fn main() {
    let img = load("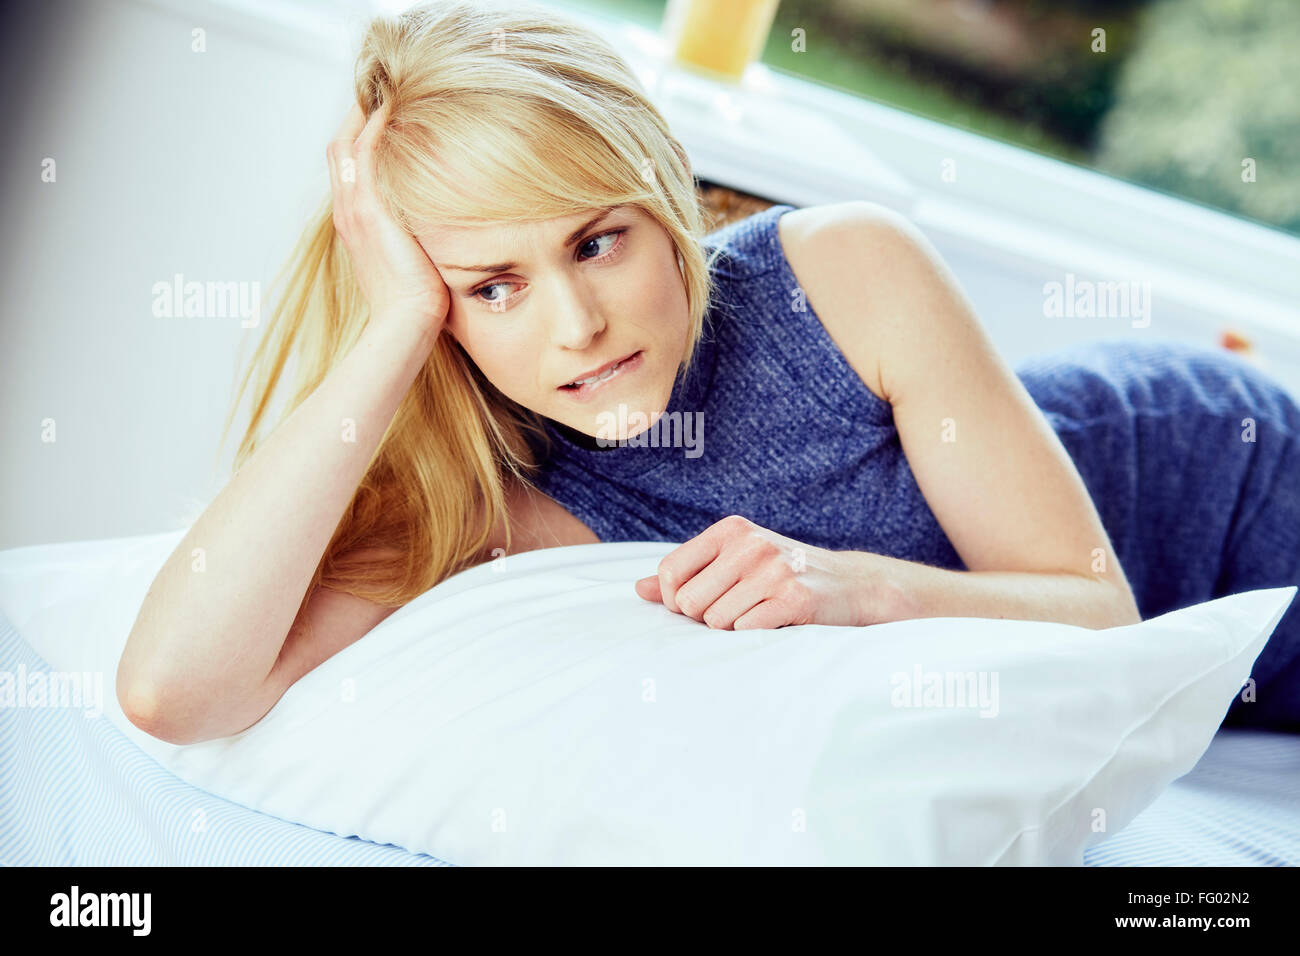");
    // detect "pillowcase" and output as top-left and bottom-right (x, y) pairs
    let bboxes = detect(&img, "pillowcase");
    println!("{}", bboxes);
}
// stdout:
(0, 529), (1291, 865)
